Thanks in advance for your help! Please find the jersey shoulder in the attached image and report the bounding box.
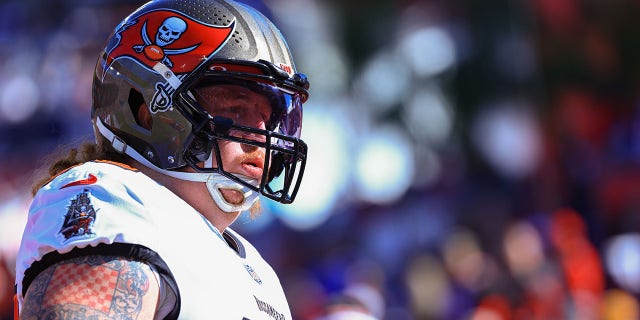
[28,160,155,244]
[16,161,168,306]
[25,160,163,248]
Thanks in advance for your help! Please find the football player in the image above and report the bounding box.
[14,0,309,318]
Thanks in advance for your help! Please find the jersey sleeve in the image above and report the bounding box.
[15,162,162,308]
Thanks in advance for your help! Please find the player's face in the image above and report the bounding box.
[196,84,272,133]
[194,84,273,204]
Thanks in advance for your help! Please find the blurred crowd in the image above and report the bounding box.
[1,0,640,319]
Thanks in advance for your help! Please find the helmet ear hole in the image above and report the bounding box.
[128,88,152,130]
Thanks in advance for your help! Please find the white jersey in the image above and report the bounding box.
[16,161,291,320]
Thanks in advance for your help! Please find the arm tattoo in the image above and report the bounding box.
[21,255,154,320]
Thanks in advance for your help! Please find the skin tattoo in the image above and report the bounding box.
[21,255,152,320]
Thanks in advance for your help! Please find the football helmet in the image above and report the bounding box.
[92,0,310,212]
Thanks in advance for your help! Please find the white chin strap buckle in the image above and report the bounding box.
[206,175,260,213]
[203,153,259,213]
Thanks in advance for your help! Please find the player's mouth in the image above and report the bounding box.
[241,158,264,180]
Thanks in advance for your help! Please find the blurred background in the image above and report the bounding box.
[1,0,640,319]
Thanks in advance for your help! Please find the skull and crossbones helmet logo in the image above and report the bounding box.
[156,17,187,46]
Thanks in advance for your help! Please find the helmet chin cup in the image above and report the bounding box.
[206,174,259,213]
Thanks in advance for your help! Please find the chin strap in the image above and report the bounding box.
[95,118,259,213]
[202,152,260,212]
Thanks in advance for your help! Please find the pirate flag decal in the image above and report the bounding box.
[104,9,235,112]
[59,188,97,240]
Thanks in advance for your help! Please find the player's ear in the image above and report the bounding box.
[128,88,152,130]
[138,103,152,130]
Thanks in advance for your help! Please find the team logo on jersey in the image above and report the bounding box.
[104,9,235,112]
[59,188,97,240]
[244,264,262,284]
